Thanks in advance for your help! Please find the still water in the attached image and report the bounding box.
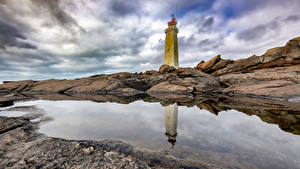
[1,100,300,169]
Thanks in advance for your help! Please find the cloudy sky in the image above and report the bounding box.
[0,0,300,82]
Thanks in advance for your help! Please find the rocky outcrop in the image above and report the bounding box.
[195,55,233,74]
[149,66,224,94]
[219,64,300,98]
[196,37,300,76]
[195,37,300,99]
[0,65,224,95]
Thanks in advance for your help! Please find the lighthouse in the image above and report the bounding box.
[164,103,178,146]
[164,14,179,68]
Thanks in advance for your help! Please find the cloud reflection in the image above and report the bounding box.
[9,100,300,169]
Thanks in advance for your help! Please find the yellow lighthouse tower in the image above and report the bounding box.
[164,14,179,68]
[164,103,178,146]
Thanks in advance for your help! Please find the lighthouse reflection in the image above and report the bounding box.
[164,103,178,147]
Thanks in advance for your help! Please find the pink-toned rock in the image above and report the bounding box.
[29,80,85,93]
[147,81,191,93]
[0,80,34,93]
[196,37,300,76]
[66,80,111,93]
[224,80,300,98]
[195,55,233,73]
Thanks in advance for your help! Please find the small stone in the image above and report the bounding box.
[82,147,94,154]
[159,64,176,74]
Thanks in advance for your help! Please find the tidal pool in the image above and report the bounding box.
[1,100,300,169]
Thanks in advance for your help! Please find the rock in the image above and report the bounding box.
[195,37,300,76]
[220,65,300,98]
[123,78,151,91]
[196,55,221,70]
[195,36,300,99]
[109,72,132,79]
[0,64,221,95]
[0,80,34,93]
[148,68,223,94]
[147,81,192,93]
[83,147,94,154]
[159,64,176,74]
[143,70,160,75]
[29,79,88,93]
[195,55,233,73]
[223,80,300,98]
[0,116,29,134]
[66,80,111,93]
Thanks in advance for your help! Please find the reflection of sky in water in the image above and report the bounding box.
[6,100,300,169]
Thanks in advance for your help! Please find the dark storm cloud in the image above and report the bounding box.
[284,15,300,22]
[30,0,85,33]
[237,18,286,42]
[178,35,221,51]
[110,0,140,16]
[198,16,215,32]
[237,25,267,41]
[203,17,214,28]
[0,20,37,49]
[178,36,197,50]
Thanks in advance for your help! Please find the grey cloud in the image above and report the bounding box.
[237,18,288,42]
[202,17,214,28]
[284,15,300,22]
[179,36,221,51]
[150,39,164,65]
[2,50,57,69]
[150,55,163,65]
[30,0,85,33]
[13,43,37,50]
[0,20,37,49]
[237,25,267,41]
[178,36,196,50]
[198,39,211,46]
[198,16,215,33]
[110,0,139,16]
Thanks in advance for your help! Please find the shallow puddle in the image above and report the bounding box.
[1,100,300,169]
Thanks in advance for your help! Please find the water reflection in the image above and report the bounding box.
[164,103,178,146]
[2,100,300,169]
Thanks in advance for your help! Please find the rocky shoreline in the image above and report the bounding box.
[0,37,300,168]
